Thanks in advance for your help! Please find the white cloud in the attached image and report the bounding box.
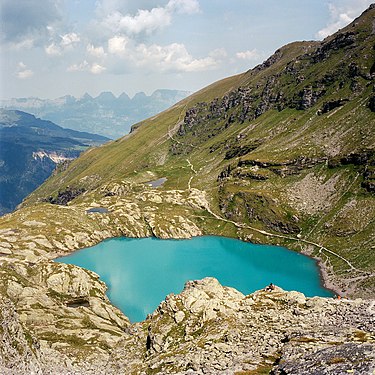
[67,60,89,72]
[108,35,129,55]
[17,70,34,79]
[100,0,200,35]
[167,0,200,14]
[87,44,106,58]
[45,42,61,56]
[90,63,107,74]
[103,8,171,35]
[134,42,217,72]
[9,38,35,50]
[67,60,106,75]
[316,1,373,39]
[317,4,352,39]
[16,62,34,79]
[236,49,260,60]
[44,32,81,57]
[60,32,80,47]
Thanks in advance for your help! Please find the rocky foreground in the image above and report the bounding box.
[1,269,374,374]
[0,184,373,374]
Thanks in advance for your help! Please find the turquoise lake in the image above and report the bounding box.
[56,236,333,322]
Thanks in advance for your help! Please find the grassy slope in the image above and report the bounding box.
[4,6,375,297]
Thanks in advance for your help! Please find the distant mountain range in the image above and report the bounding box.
[1,89,191,139]
[0,109,109,215]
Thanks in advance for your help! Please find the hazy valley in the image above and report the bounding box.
[0,109,109,215]
[1,90,191,139]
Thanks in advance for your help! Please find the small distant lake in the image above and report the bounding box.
[86,207,110,214]
[145,177,167,188]
[56,236,333,322]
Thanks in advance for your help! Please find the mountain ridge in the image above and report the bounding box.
[0,5,374,373]
[0,109,109,215]
[1,89,192,139]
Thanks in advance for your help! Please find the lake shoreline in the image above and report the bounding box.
[313,257,350,299]
[54,231,345,303]
[57,235,334,322]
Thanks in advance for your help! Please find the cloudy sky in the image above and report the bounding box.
[0,0,373,99]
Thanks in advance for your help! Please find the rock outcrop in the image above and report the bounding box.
[0,258,130,374]
[0,263,374,374]
[107,278,375,374]
[47,187,86,205]
[4,274,372,374]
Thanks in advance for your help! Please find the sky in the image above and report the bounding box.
[0,0,373,100]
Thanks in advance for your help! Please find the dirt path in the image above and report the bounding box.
[171,119,373,290]
[186,159,198,190]
[205,201,360,271]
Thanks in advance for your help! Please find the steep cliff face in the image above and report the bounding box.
[0,5,374,374]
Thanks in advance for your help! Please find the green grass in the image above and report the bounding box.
[1,7,375,298]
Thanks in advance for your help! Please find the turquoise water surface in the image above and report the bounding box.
[56,236,333,322]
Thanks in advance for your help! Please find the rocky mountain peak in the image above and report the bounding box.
[95,91,117,103]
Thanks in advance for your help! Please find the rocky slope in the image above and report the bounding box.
[0,274,374,374]
[0,5,374,374]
